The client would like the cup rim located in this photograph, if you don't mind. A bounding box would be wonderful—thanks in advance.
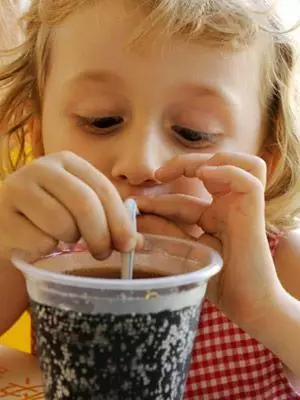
[11,234,223,291]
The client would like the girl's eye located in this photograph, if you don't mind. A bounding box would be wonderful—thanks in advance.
[89,116,123,129]
[77,116,124,133]
[172,125,219,147]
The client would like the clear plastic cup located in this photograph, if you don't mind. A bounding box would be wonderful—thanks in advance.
[12,234,222,400]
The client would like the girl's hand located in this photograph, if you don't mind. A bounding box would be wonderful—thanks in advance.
[136,152,283,333]
[0,151,138,261]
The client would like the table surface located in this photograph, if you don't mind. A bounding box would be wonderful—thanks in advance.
[0,345,43,399]
[1,345,299,398]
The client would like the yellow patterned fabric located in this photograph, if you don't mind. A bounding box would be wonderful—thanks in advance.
[0,313,31,353]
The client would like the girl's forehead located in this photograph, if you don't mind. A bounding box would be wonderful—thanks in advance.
[51,0,268,56]
[49,1,266,93]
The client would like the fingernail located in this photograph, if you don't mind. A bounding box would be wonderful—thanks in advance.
[135,233,144,250]
[122,237,137,252]
[93,248,112,260]
[155,167,164,174]
[154,168,165,180]
[197,166,218,175]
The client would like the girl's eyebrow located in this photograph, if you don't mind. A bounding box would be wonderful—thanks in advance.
[66,70,124,88]
[177,83,240,111]
[64,71,239,117]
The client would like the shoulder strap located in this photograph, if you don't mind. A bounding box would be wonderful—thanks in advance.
[267,231,284,256]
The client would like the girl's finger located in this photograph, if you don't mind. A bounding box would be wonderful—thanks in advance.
[203,152,267,188]
[136,194,210,226]
[11,181,79,244]
[31,165,112,257]
[137,214,187,238]
[60,153,137,251]
[197,165,265,196]
[2,211,57,260]
[155,154,212,182]
[136,195,220,236]
[156,152,267,188]
[33,153,134,254]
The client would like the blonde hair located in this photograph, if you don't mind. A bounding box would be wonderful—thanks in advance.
[0,0,300,231]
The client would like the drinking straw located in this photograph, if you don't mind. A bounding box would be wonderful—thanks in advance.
[121,199,139,280]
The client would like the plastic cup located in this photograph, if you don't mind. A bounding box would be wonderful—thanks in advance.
[12,234,222,400]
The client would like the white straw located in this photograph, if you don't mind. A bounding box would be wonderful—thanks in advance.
[121,199,139,280]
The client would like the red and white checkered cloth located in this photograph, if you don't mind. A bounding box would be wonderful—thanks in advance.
[184,232,300,399]
[31,233,299,399]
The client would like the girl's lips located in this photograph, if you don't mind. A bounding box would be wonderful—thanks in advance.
[117,183,172,201]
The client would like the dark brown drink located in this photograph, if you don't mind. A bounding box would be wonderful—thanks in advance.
[65,266,167,279]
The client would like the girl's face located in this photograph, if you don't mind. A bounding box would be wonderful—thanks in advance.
[40,1,266,227]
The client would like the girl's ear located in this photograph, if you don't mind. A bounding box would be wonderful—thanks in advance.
[28,116,44,158]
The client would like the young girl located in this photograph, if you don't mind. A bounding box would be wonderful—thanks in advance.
[1,0,300,398]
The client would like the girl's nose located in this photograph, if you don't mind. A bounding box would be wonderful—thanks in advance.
[111,129,171,186]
